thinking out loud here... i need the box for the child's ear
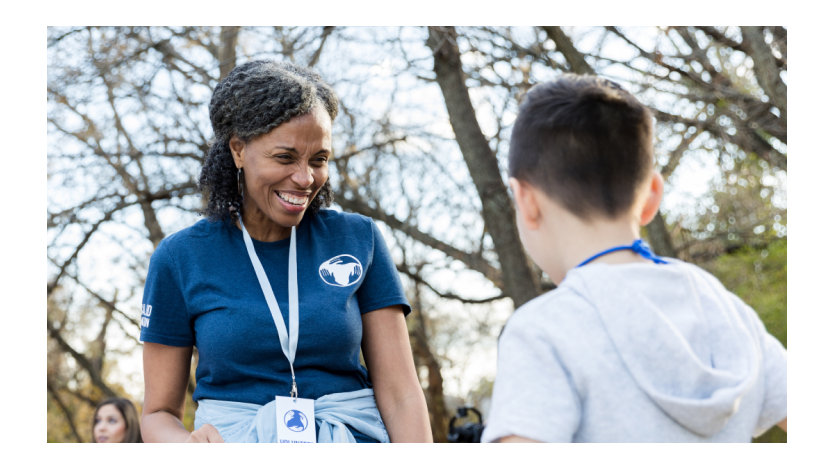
[229,135,245,168]
[509,177,542,230]
[639,171,664,226]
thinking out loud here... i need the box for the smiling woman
[139,60,432,443]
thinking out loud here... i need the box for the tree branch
[308,26,335,68]
[541,26,595,74]
[741,26,787,118]
[336,193,503,288]
[47,319,118,399]
[397,263,504,304]
[47,380,85,443]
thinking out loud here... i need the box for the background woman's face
[234,105,332,232]
[93,404,126,443]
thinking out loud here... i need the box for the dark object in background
[447,406,485,443]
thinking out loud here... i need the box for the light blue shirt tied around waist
[194,388,390,443]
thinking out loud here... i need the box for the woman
[140,60,432,443]
[92,397,143,443]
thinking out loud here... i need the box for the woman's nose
[292,163,315,187]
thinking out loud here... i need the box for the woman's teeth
[277,192,307,206]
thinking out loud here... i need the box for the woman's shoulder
[310,209,374,231]
[157,217,230,253]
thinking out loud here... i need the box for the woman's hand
[186,424,225,443]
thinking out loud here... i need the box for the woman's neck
[238,208,292,242]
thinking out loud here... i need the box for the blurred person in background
[92,397,143,443]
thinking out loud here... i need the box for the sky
[4,0,832,467]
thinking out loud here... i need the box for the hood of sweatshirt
[569,260,762,437]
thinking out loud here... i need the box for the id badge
[275,395,316,443]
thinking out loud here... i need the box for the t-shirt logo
[319,254,363,287]
[283,409,309,432]
[141,303,152,328]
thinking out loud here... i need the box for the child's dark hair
[508,74,655,219]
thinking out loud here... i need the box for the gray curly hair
[198,60,339,221]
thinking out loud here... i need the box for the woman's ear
[509,177,542,230]
[639,171,664,226]
[229,136,245,168]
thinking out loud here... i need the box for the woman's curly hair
[199,60,338,221]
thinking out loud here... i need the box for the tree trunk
[218,26,240,79]
[408,281,448,443]
[645,212,677,257]
[140,199,166,248]
[427,26,540,308]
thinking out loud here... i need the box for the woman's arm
[141,342,224,442]
[361,306,433,442]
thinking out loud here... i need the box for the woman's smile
[274,189,311,214]
[276,190,310,207]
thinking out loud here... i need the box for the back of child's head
[508,74,655,219]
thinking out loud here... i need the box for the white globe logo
[319,255,363,287]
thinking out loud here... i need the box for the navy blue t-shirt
[140,210,411,406]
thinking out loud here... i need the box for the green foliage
[705,238,787,347]
[703,238,787,443]
[754,425,787,444]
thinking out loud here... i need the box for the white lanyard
[239,220,300,398]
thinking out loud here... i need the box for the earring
[237,167,244,196]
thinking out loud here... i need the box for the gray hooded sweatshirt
[482,260,787,442]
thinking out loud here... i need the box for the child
[481,75,787,442]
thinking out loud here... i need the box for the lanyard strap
[576,239,668,268]
[240,220,299,398]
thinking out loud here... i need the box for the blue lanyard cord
[239,221,299,398]
[576,239,669,268]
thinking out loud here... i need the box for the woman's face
[93,404,126,443]
[231,105,332,239]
